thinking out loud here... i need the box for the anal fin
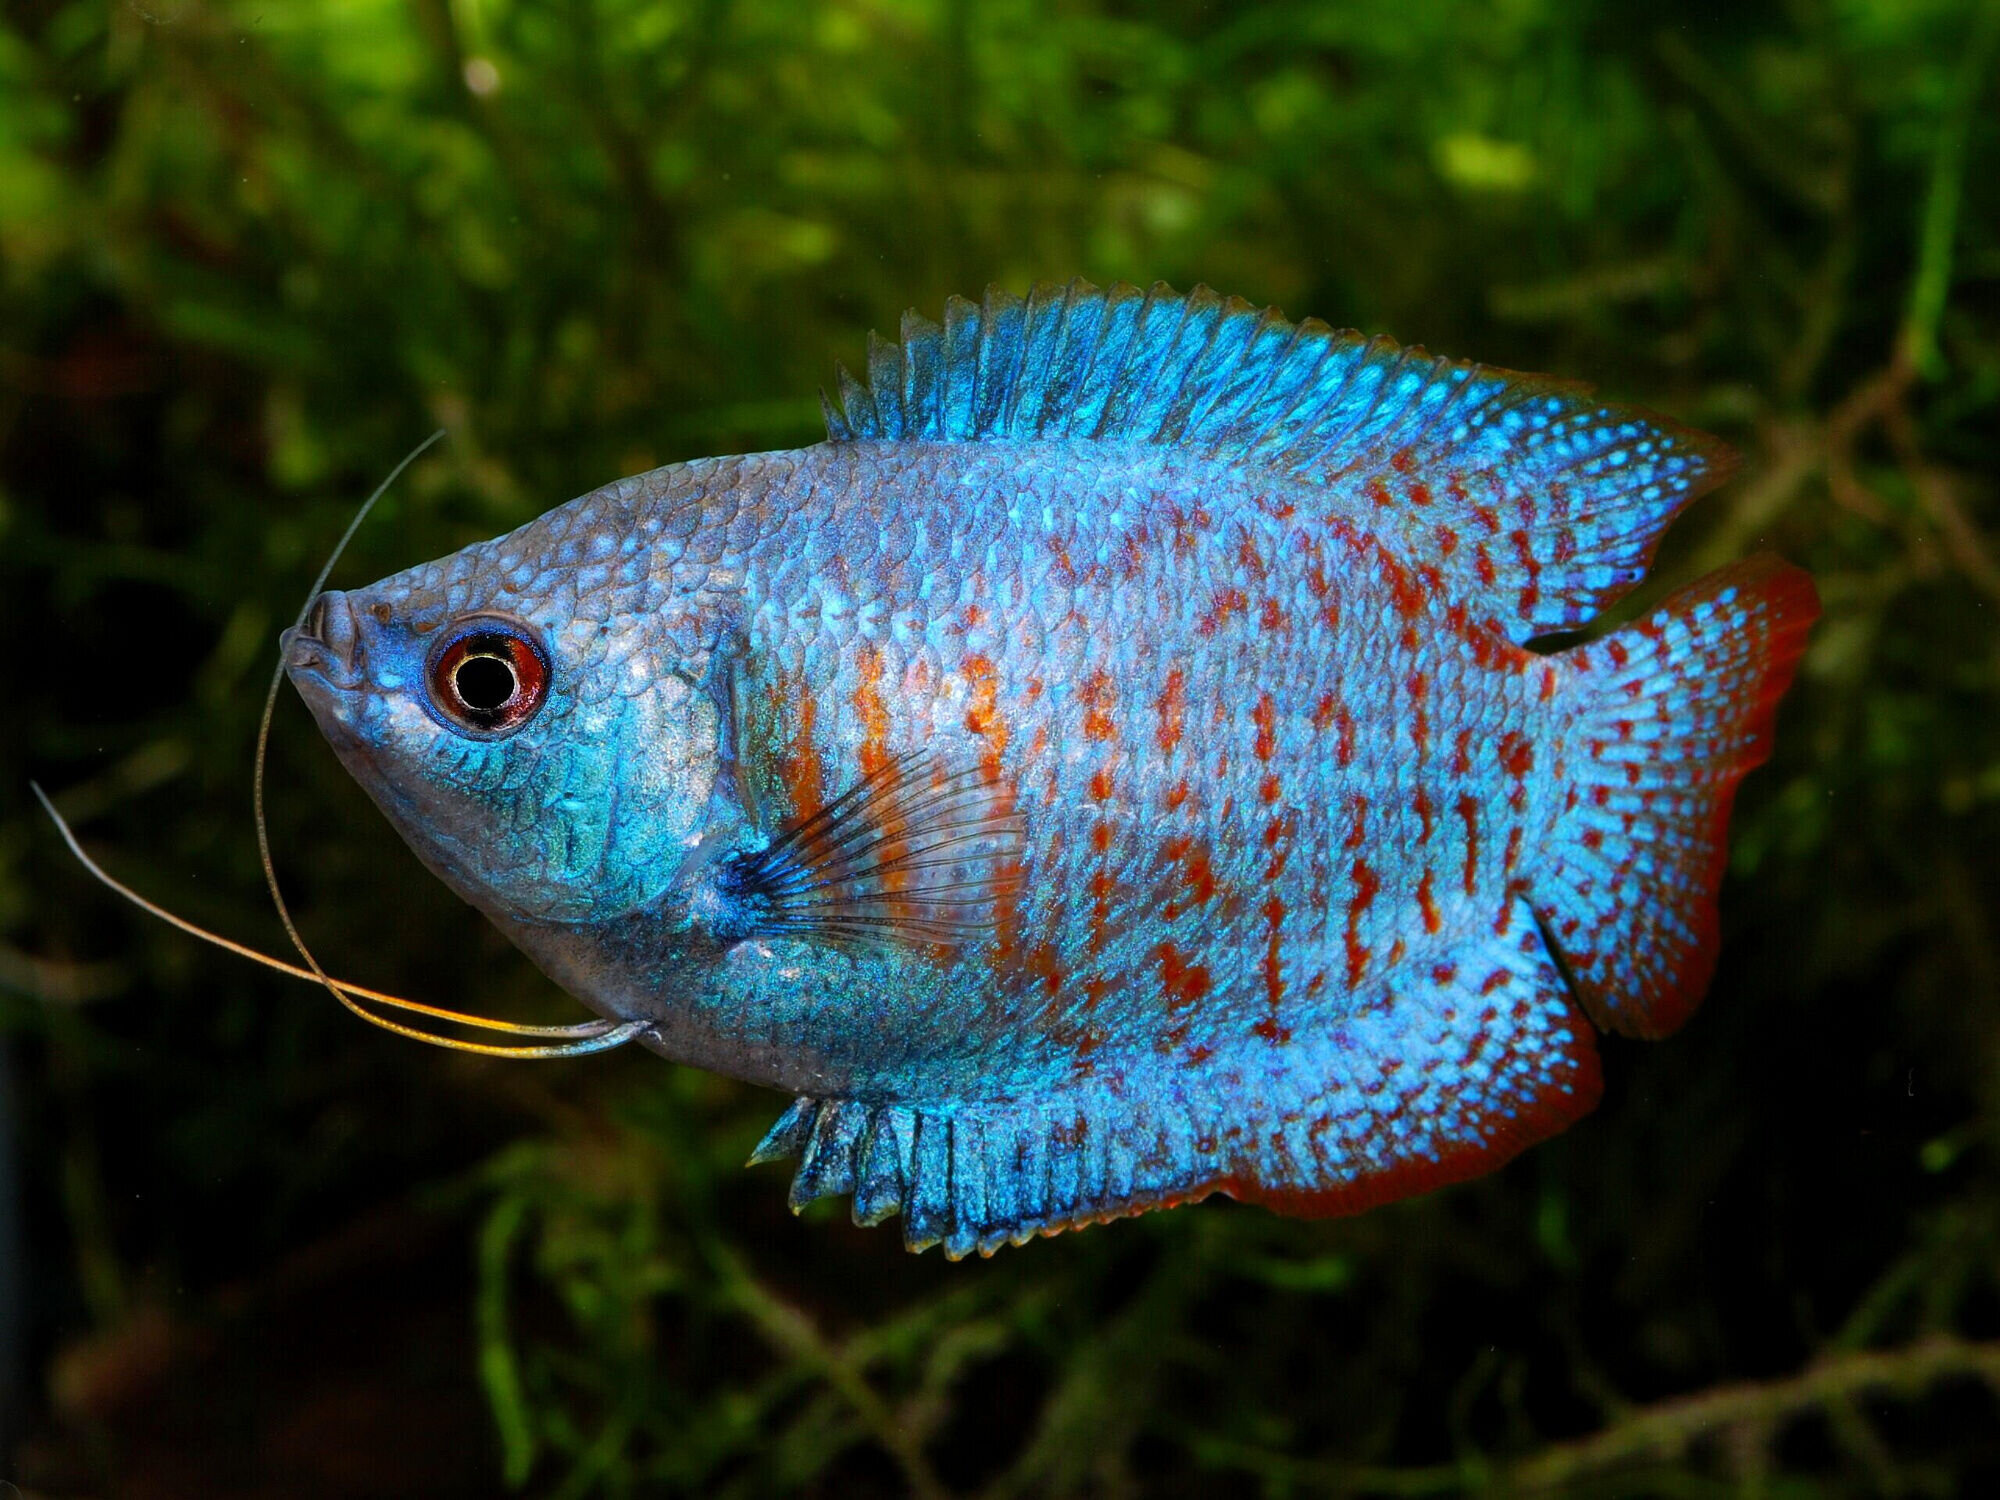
[747,900,1601,1256]
[1229,900,1602,1220]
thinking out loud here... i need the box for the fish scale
[742,441,1547,1059]
[279,280,1817,1256]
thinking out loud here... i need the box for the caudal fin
[1538,555,1818,1038]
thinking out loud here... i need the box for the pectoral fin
[719,752,1024,955]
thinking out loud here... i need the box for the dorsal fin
[822,279,1736,638]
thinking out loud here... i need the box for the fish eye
[426,617,550,737]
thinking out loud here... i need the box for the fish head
[280,506,725,926]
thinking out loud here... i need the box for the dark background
[3,1,1998,1495]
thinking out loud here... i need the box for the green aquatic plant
[3,0,1997,1494]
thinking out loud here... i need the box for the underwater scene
[2,0,1997,1494]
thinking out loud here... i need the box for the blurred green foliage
[3,0,1999,1495]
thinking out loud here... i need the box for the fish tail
[1538,555,1818,1038]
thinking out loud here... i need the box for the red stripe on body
[1458,796,1481,895]
[776,673,827,820]
[1417,867,1441,934]
[1343,794,1369,850]
[1088,869,1114,960]
[1262,814,1293,883]
[1451,729,1473,776]
[1500,731,1534,812]
[1154,669,1187,762]
[1197,587,1248,637]
[1474,545,1496,587]
[1261,893,1287,1014]
[1158,941,1212,1010]
[853,643,891,776]
[961,654,1008,780]
[1253,691,1277,761]
[1344,858,1380,987]
[1082,669,1117,741]
[1381,552,1426,620]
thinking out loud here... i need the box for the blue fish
[276,281,1816,1257]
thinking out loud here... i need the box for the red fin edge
[1541,554,1819,1038]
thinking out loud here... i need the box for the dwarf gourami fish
[234,282,1820,1256]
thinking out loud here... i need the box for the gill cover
[469,654,721,924]
[289,593,721,927]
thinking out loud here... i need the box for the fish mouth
[281,589,365,693]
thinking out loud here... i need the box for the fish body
[284,282,1816,1256]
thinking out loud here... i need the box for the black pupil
[454,652,517,713]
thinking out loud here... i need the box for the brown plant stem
[706,1240,950,1500]
[1503,1336,2000,1494]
